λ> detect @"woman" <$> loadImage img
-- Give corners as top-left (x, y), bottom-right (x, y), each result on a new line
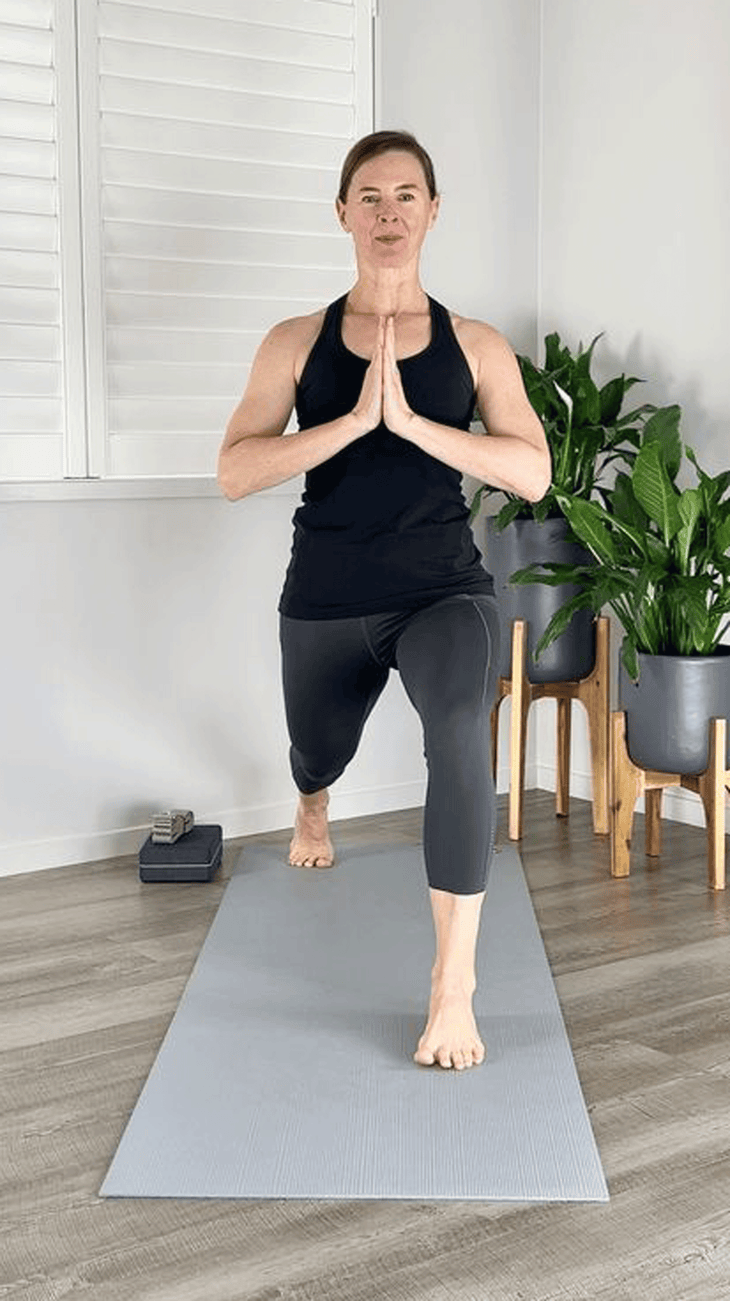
top-left (218, 131), bottom-right (550, 1072)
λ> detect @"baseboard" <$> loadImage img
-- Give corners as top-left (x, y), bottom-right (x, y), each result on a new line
top-left (536, 763), bottom-right (730, 832)
top-left (3, 762), bottom-right (723, 879)
top-left (0, 780), bottom-right (429, 879)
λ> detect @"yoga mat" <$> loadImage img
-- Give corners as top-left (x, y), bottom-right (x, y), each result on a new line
top-left (101, 845), bottom-right (608, 1201)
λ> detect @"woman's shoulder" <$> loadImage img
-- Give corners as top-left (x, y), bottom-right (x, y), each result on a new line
top-left (260, 307), bottom-right (328, 381)
top-left (447, 310), bottom-right (517, 383)
top-left (267, 306), bottom-right (327, 351)
top-left (448, 310), bottom-right (510, 353)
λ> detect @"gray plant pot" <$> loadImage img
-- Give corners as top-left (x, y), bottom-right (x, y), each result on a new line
top-left (619, 648), bottom-right (730, 774)
top-left (485, 517), bottom-right (596, 683)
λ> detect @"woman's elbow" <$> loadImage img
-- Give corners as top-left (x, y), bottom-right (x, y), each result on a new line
top-left (524, 450), bottom-right (552, 503)
top-left (217, 453), bottom-right (245, 502)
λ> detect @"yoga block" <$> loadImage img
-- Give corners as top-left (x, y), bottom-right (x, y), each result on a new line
top-left (139, 824), bottom-right (223, 883)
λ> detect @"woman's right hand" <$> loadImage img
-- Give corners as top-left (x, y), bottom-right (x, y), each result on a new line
top-left (351, 315), bottom-right (385, 433)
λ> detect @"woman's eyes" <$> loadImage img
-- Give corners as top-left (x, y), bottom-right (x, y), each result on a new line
top-left (362, 193), bottom-right (415, 203)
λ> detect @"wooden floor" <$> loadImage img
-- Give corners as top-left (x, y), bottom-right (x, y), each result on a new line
top-left (2, 791), bottom-right (730, 1300)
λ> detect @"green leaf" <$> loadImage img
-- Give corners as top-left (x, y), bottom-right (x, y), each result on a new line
top-left (533, 589), bottom-right (597, 659)
top-left (510, 560), bottom-right (596, 588)
top-left (558, 497), bottom-right (618, 564)
top-left (641, 405), bottom-right (682, 478)
top-left (610, 472), bottom-right (648, 529)
top-left (715, 513), bottom-right (730, 556)
top-left (621, 634), bottom-right (639, 682)
top-left (675, 487), bottom-right (702, 572)
top-left (494, 497), bottom-right (528, 529)
top-left (544, 332), bottom-right (569, 372)
top-left (468, 484), bottom-right (486, 522)
top-left (632, 440), bottom-right (682, 545)
top-left (599, 376), bottom-right (626, 425)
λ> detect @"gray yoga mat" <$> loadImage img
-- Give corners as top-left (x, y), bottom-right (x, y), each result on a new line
top-left (101, 844), bottom-right (608, 1201)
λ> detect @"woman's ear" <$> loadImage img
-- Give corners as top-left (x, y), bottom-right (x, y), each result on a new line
top-left (428, 194), bottom-right (441, 229)
top-left (335, 198), bottom-right (349, 232)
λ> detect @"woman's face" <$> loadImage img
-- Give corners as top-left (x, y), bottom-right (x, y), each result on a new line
top-left (336, 150), bottom-right (440, 269)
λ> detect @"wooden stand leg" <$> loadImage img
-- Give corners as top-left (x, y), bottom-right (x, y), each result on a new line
top-left (509, 620), bottom-right (529, 841)
top-left (584, 616), bottom-right (610, 835)
top-left (490, 697), bottom-right (501, 783)
top-left (610, 711), bottom-right (644, 879)
top-left (556, 697), bottom-right (571, 817)
top-left (645, 788), bottom-right (663, 857)
top-left (697, 718), bottom-right (727, 891)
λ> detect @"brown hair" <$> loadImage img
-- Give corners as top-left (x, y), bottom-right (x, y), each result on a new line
top-left (337, 130), bottom-right (438, 204)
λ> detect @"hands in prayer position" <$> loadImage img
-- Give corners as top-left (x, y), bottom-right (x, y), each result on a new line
top-left (353, 316), bottom-right (415, 437)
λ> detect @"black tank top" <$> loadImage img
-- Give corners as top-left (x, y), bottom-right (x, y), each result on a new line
top-left (278, 292), bottom-right (494, 619)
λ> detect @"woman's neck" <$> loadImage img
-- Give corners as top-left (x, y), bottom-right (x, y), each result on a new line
top-left (345, 267), bottom-right (428, 318)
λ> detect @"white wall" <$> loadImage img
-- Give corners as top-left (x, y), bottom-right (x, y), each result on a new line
top-left (6, 0), bottom-right (726, 875)
top-left (0, 0), bottom-right (538, 875)
top-left (537, 0), bottom-right (730, 828)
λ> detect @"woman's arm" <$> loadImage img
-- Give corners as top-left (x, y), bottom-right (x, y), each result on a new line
top-left (217, 314), bottom-right (382, 501)
top-left (383, 317), bottom-right (552, 502)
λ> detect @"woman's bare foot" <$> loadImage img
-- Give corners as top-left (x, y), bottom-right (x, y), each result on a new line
top-left (288, 789), bottom-right (334, 868)
top-left (413, 976), bottom-right (486, 1070)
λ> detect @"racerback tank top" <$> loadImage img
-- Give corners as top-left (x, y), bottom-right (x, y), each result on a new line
top-left (278, 292), bottom-right (494, 619)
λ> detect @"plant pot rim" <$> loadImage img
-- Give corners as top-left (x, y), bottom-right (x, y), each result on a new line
top-left (625, 645), bottom-right (730, 665)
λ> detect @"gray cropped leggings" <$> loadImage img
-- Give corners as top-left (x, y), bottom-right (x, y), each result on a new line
top-left (279, 592), bottom-right (501, 895)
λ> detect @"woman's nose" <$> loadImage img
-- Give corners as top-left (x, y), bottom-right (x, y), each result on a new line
top-left (377, 206), bottom-right (397, 222)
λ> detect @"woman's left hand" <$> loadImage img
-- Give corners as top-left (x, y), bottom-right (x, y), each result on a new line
top-left (382, 316), bottom-right (415, 437)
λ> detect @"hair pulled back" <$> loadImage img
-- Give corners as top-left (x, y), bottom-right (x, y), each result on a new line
top-left (337, 130), bottom-right (438, 204)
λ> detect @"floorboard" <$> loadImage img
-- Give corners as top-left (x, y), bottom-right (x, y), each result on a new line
top-left (1, 792), bottom-right (729, 1300)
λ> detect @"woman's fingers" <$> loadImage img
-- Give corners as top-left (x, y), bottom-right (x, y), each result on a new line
top-left (382, 316), bottom-right (414, 436)
top-left (352, 316), bottom-right (385, 432)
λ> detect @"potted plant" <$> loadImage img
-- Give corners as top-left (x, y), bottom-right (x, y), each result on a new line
top-left (470, 331), bottom-right (655, 681)
top-left (510, 405), bottom-right (730, 773)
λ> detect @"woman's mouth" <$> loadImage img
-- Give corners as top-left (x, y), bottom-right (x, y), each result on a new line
top-left (375, 235), bottom-right (404, 244)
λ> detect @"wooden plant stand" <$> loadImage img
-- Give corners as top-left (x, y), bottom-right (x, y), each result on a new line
top-left (610, 712), bottom-right (729, 890)
top-left (490, 616), bottom-right (610, 841)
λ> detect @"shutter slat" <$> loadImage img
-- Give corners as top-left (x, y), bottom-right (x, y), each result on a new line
top-left (102, 187), bottom-right (338, 235)
top-left (106, 328), bottom-right (260, 364)
top-left (0, 322), bottom-right (59, 359)
top-left (105, 292), bottom-right (325, 331)
top-left (0, 248), bottom-right (57, 288)
top-left (0, 396), bottom-right (62, 433)
top-left (101, 5), bottom-right (351, 71)
top-left (0, 285), bottom-right (58, 325)
top-left (0, 359), bottom-right (60, 395)
top-left (108, 362), bottom-right (246, 398)
top-left (102, 152), bottom-right (338, 204)
top-left (104, 257), bottom-right (349, 301)
top-left (0, 212), bottom-right (57, 251)
top-left (104, 222), bottom-right (351, 269)
top-left (101, 114), bottom-right (347, 170)
top-left (101, 40), bottom-right (354, 104)
top-left (2, 175), bottom-right (56, 215)
top-left (101, 76), bottom-right (354, 136)
top-left (0, 137), bottom-right (55, 178)
top-left (0, 98), bottom-right (55, 140)
top-left (99, 0), bottom-right (353, 39)
top-left (0, 60), bottom-right (54, 103)
top-left (0, 433), bottom-right (63, 479)
top-left (0, 22), bottom-right (52, 66)
top-left (0, 2), bottom-right (53, 31)
top-left (109, 397), bottom-right (232, 431)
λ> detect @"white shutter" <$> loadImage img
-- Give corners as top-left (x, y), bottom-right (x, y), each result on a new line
top-left (0, 0), bottom-right (85, 480)
top-left (78, 0), bottom-right (373, 480)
